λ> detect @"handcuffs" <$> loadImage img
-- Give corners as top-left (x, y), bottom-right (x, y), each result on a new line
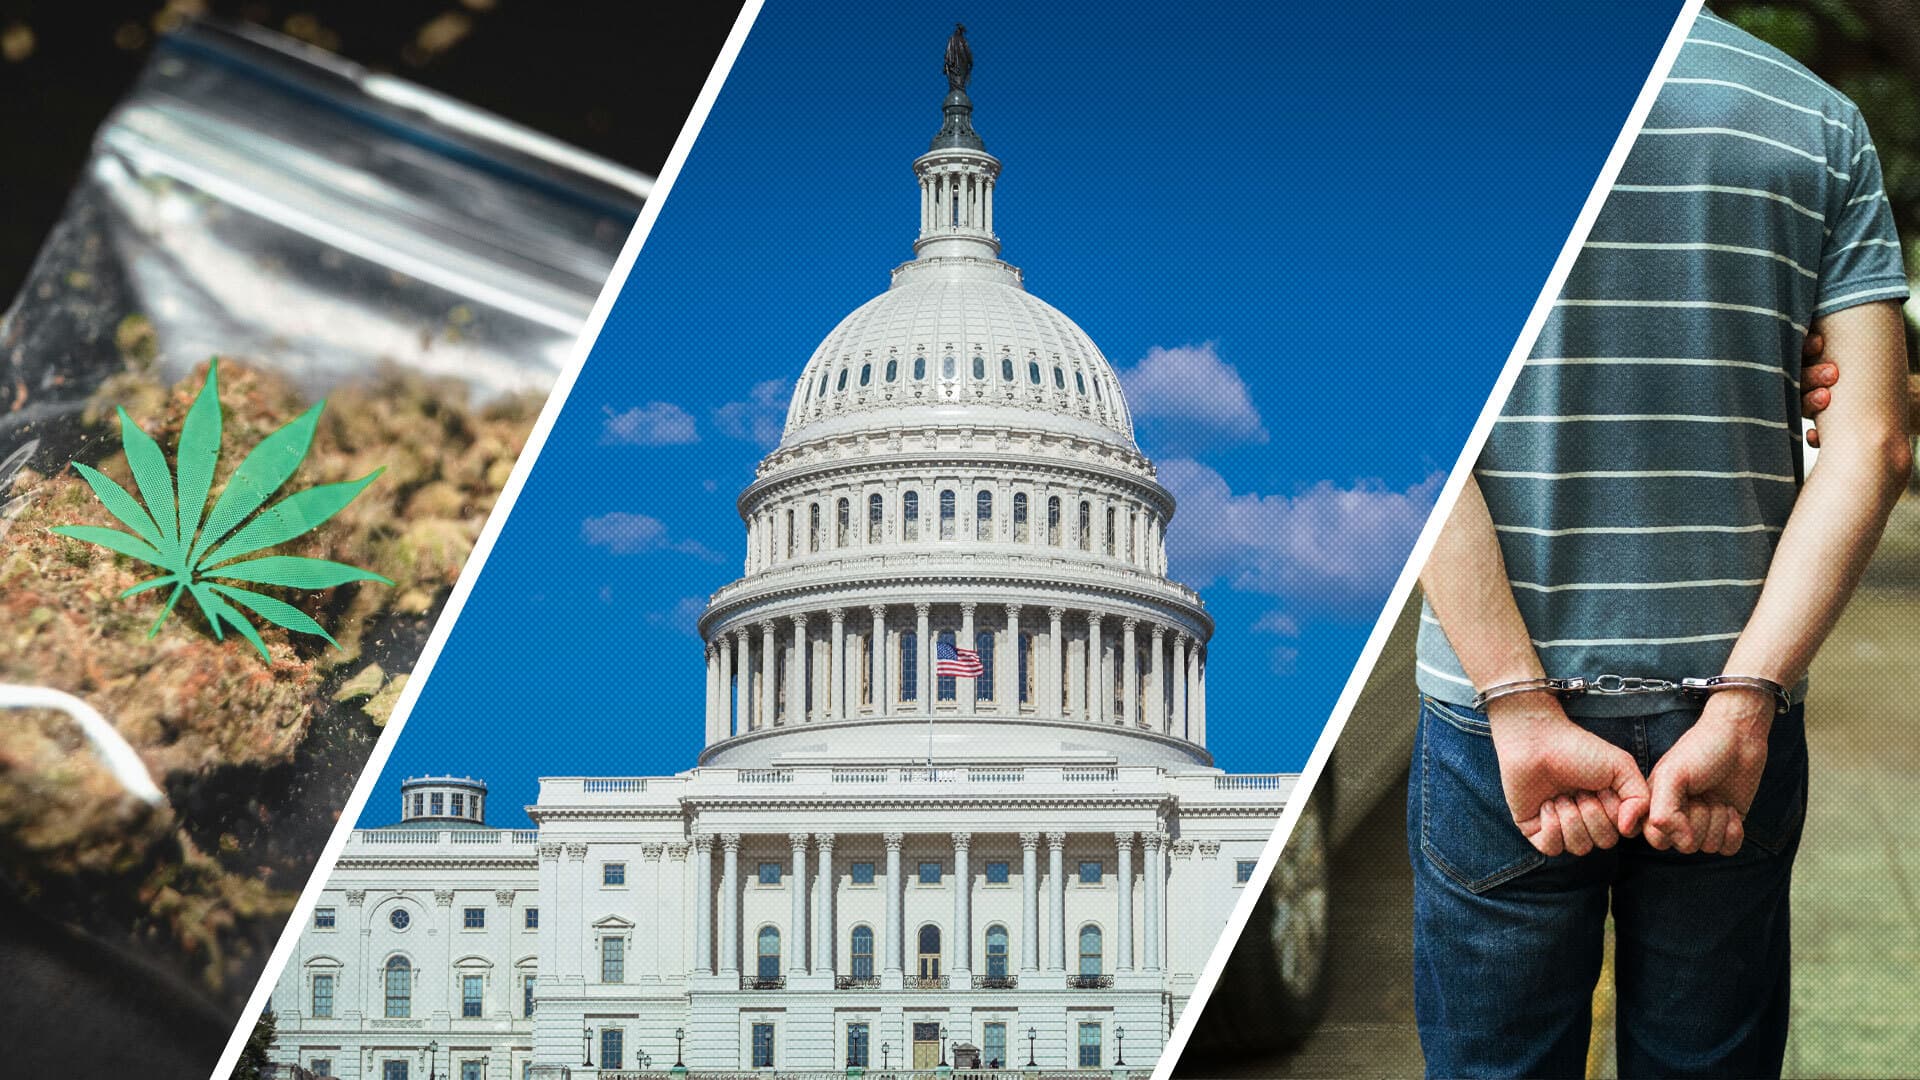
top-left (1470, 673), bottom-right (1793, 715)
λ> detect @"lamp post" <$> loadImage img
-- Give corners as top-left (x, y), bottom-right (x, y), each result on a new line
top-left (481, 1056), bottom-right (490, 1080)
top-left (939, 1025), bottom-right (949, 1068)
top-left (583, 1025), bottom-right (595, 1068)
top-left (637, 1050), bottom-right (652, 1070)
top-left (881, 1042), bottom-right (891, 1070)
top-left (674, 1026), bottom-right (685, 1068)
top-left (427, 1041), bottom-right (439, 1080)
top-left (1114, 1025), bottom-right (1125, 1066)
top-left (1025, 1027), bottom-right (1037, 1068)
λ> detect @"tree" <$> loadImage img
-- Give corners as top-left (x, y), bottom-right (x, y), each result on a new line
top-left (231, 1010), bottom-right (276, 1080)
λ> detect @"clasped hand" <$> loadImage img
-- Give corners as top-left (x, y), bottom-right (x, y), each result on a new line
top-left (1486, 690), bottom-right (1772, 857)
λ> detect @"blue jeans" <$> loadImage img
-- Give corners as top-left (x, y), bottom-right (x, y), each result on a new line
top-left (1408, 696), bottom-right (1808, 1079)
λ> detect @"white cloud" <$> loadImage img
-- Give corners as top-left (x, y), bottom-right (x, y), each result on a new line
top-left (1117, 342), bottom-right (1269, 449)
top-left (1160, 458), bottom-right (1443, 616)
top-left (713, 378), bottom-right (789, 448)
top-left (603, 402), bottom-right (699, 445)
top-left (645, 596), bottom-right (707, 636)
top-left (1252, 610), bottom-right (1301, 638)
top-left (580, 512), bottom-right (722, 562)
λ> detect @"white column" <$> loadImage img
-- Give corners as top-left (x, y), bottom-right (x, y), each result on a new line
top-left (704, 644), bottom-right (718, 742)
top-left (830, 609), bottom-right (848, 721)
top-left (960, 602), bottom-right (977, 716)
top-left (1002, 605), bottom-right (1021, 712)
top-left (1197, 650), bottom-right (1208, 746)
top-left (884, 832), bottom-right (906, 978)
top-left (790, 614), bottom-right (808, 725)
top-left (1115, 833), bottom-right (1135, 972)
top-left (719, 834), bottom-right (741, 975)
top-left (692, 834), bottom-right (714, 974)
top-left (789, 833), bottom-right (810, 975)
top-left (915, 602), bottom-right (933, 714)
top-left (733, 629), bottom-right (749, 733)
top-left (1172, 634), bottom-right (1189, 740)
top-left (1143, 832), bottom-right (1164, 972)
top-left (759, 621), bottom-right (778, 729)
top-left (1148, 625), bottom-right (1166, 732)
top-left (1087, 613), bottom-right (1105, 724)
top-left (1047, 606), bottom-right (1065, 720)
top-left (1019, 832), bottom-right (1041, 974)
top-left (1121, 618), bottom-right (1139, 727)
top-left (815, 833), bottom-right (835, 975)
top-left (870, 605), bottom-right (888, 713)
top-left (952, 832), bottom-right (973, 980)
top-left (1046, 832), bottom-right (1067, 972)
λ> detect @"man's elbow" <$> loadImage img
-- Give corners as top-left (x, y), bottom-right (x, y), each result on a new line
top-left (1818, 423), bottom-right (1913, 503)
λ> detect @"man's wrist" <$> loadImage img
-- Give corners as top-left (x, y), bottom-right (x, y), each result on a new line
top-left (1696, 686), bottom-right (1777, 738)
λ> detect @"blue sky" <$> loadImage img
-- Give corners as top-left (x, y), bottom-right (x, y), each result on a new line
top-left (371, 0), bottom-right (1684, 827)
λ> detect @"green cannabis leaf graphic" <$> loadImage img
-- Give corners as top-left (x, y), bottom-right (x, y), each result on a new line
top-left (50, 360), bottom-right (391, 660)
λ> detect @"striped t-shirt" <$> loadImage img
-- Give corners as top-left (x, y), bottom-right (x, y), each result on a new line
top-left (1418, 10), bottom-right (1910, 716)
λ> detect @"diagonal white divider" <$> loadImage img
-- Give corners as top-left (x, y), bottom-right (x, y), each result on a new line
top-left (205, 3), bottom-right (770, 1076)
top-left (1149, 3), bottom-right (1707, 1076)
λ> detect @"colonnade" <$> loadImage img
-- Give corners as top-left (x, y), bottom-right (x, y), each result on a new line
top-left (703, 603), bottom-right (1207, 744)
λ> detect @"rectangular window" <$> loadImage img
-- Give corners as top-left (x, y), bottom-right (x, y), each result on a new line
top-left (461, 1063), bottom-right (482, 1080)
top-left (976, 631), bottom-right (995, 701)
top-left (313, 907), bottom-right (336, 929)
top-left (1078, 1022), bottom-right (1102, 1068)
top-left (450, 793), bottom-right (464, 817)
top-left (462, 974), bottom-right (483, 1018)
top-left (525, 907), bottom-right (539, 929)
top-left (847, 1022), bottom-right (870, 1068)
top-left (412, 793), bottom-right (424, 817)
top-left (385, 963), bottom-right (411, 1018)
top-left (430, 793), bottom-right (445, 816)
top-left (758, 861), bottom-right (782, 885)
top-left (311, 973), bottom-right (334, 1018)
top-left (936, 630), bottom-right (957, 701)
top-left (463, 907), bottom-right (485, 929)
top-left (603, 862), bottom-right (626, 886)
top-left (851, 861), bottom-right (876, 885)
top-left (752, 1023), bottom-right (776, 1068)
top-left (384, 1062), bottom-right (409, 1080)
top-left (1237, 859), bottom-right (1257, 884)
top-left (900, 632), bottom-right (918, 701)
top-left (983, 1023), bottom-right (1007, 1069)
top-left (312, 1060), bottom-right (333, 1078)
top-left (602, 936), bottom-right (625, 983)
top-left (918, 861), bottom-right (942, 885)
top-left (601, 1029), bottom-right (624, 1071)
top-left (985, 860), bottom-right (1010, 884)
top-left (524, 974), bottom-right (536, 1018)
top-left (1018, 632), bottom-right (1032, 703)
top-left (1079, 860), bottom-right (1103, 885)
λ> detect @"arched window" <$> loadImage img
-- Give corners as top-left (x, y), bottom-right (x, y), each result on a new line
top-left (1001, 357), bottom-right (1015, 382)
top-left (976, 490), bottom-right (993, 541)
top-left (913, 356), bottom-right (927, 381)
top-left (886, 358), bottom-right (898, 382)
top-left (384, 956), bottom-right (412, 1018)
top-left (1018, 632), bottom-right (1033, 703)
top-left (1078, 501), bottom-right (1092, 551)
top-left (868, 493), bottom-right (883, 544)
top-left (937, 630), bottom-right (957, 701)
top-left (1079, 925), bottom-right (1104, 977)
top-left (918, 925), bottom-right (942, 980)
top-left (1053, 366), bottom-right (1066, 390)
top-left (903, 491), bottom-right (920, 541)
top-left (784, 509), bottom-right (794, 560)
top-left (1013, 493), bottom-right (1029, 542)
top-left (757, 926), bottom-right (781, 981)
top-left (816, 374), bottom-right (826, 398)
top-left (976, 631), bottom-right (995, 702)
top-left (810, 504), bottom-right (821, 552)
top-left (1104, 506), bottom-right (1116, 555)
top-left (972, 354), bottom-right (986, 380)
top-left (859, 362), bottom-right (872, 387)
top-left (1092, 378), bottom-right (1104, 403)
top-left (1047, 497), bottom-right (1061, 546)
top-left (837, 498), bottom-right (851, 547)
top-left (939, 490), bottom-right (956, 540)
top-left (836, 368), bottom-right (849, 391)
top-left (985, 925), bottom-right (1010, 979)
top-left (1075, 370), bottom-right (1087, 396)
top-left (850, 925), bottom-right (875, 980)
top-left (1027, 360), bottom-right (1042, 385)
top-left (942, 354), bottom-right (956, 380)
top-left (900, 631), bottom-right (918, 702)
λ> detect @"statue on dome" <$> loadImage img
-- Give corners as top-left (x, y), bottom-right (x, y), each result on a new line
top-left (944, 23), bottom-right (972, 91)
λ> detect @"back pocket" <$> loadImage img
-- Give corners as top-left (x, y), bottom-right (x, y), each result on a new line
top-left (1418, 697), bottom-right (1547, 893)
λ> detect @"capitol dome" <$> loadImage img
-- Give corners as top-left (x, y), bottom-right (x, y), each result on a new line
top-left (697, 55), bottom-right (1212, 771)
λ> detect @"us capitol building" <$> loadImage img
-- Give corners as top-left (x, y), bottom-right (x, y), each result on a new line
top-left (268, 30), bottom-right (1290, 1080)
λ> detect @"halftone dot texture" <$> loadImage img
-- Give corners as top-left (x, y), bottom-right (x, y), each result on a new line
top-left (370, 0), bottom-right (1685, 832)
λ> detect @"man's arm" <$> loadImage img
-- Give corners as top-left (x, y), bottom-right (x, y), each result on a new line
top-left (1421, 478), bottom-right (1649, 856)
top-left (1801, 333), bottom-right (1920, 446)
top-left (1648, 301), bottom-right (1914, 853)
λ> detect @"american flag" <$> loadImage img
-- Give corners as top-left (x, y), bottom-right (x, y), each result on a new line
top-left (936, 640), bottom-right (984, 678)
